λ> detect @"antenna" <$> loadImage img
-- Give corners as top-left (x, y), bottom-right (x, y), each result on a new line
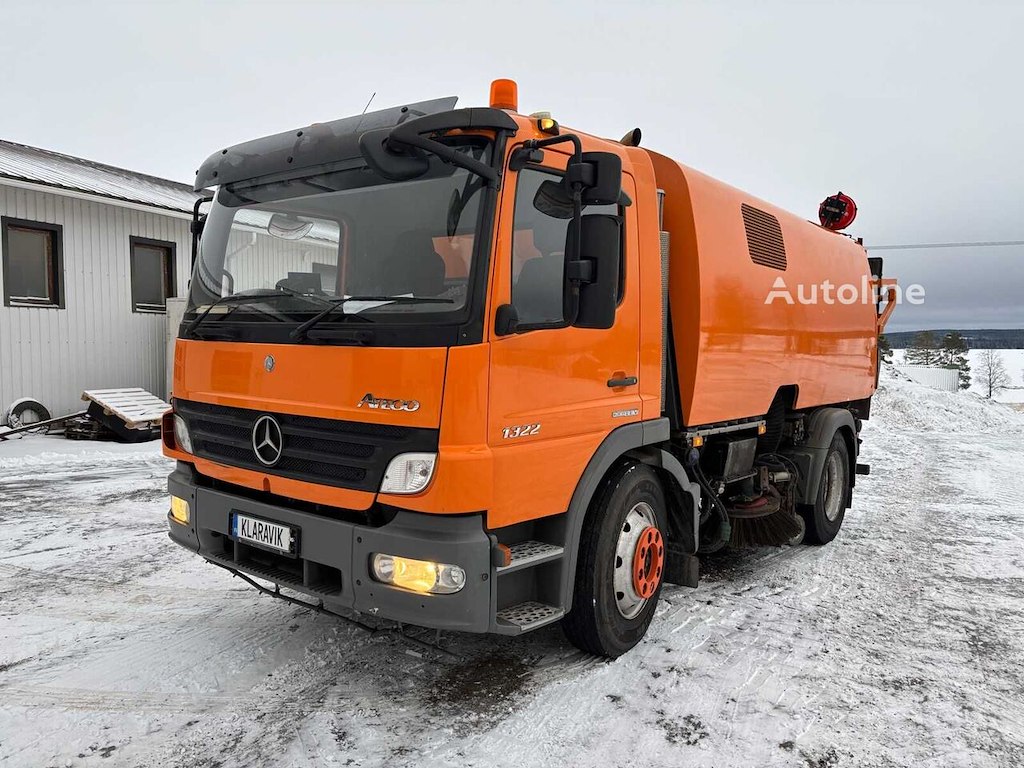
top-left (353, 91), bottom-right (377, 134)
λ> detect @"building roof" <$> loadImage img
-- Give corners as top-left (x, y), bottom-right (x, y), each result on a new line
top-left (0, 139), bottom-right (202, 214)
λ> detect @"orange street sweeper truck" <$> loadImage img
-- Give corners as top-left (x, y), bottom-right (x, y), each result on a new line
top-left (164, 80), bottom-right (895, 657)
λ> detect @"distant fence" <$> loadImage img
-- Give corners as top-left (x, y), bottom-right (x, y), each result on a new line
top-left (896, 365), bottom-right (960, 392)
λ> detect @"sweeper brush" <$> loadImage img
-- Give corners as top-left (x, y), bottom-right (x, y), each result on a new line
top-left (727, 489), bottom-right (805, 548)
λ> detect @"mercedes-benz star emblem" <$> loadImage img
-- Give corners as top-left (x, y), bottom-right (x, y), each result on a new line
top-left (252, 415), bottom-right (283, 467)
top-left (264, 355), bottom-right (275, 372)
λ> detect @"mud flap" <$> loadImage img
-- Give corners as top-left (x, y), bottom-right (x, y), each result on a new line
top-left (663, 541), bottom-right (699, 588)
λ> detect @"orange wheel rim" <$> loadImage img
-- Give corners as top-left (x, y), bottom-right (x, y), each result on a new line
top-left (632, 526), bottom-right (664, 599)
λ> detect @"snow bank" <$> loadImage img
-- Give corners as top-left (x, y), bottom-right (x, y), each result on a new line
top-left (0, 434), bottom-right (164, 471)
top-left (891, 348), bottom-right (1024, 404)
top-left (873, 365), bottom-right (1024, 435)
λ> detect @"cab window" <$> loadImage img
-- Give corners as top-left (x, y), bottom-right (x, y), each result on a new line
top-left (510, 168), bottom-right (621, 326)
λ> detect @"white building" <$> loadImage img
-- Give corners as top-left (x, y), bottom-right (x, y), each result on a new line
top-left (0, 139), bottom-right (202, 419)
top-left (896, 365), bottom-right (960, 392)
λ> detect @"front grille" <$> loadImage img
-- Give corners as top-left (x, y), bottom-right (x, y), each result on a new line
top-left (175, 399), bottom-right (438, 492)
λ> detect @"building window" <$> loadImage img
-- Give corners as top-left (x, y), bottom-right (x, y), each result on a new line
top-left (130, 237), bottom-right (176, 312)
top-left (1, 217), bottom-right (64, 308)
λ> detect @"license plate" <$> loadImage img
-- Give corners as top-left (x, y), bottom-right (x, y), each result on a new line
top-left (231, 513), bottom-right (296, 555)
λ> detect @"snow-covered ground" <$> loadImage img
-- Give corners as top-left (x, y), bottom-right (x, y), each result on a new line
top-left (2, 372), bottom-right (1024, 767)
top-left (893, 348), bottom-right (1024, 404)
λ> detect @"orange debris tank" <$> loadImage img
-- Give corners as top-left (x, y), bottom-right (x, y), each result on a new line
top-left (649, 152), bottom-right (883, 426)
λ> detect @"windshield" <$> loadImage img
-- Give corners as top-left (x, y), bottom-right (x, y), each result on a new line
top-left (186, 140), bottom-right (492, 338)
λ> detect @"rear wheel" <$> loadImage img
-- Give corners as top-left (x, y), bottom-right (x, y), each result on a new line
top-left (562, 462), bottom-right (668, 657)
top-left (801, 432), bottom-right (850, 545)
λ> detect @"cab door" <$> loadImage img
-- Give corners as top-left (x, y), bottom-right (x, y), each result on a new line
top-left (486, 151), bottom-right (642, 529)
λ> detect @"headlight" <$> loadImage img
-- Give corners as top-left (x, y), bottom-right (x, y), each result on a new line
top-left (173, 414), bottom-right (193, 453)
top-left (370, 553), bottom-right (466, 594)
top-left (380, 452), bottom-right (436, 494)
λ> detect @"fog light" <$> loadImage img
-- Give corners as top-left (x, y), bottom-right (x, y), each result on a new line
top-left (170, 495), bottom-right (190, 525)
top-left (173, 415), bottom-right (193, 453)
top-left (370, 553), bottom-right (466, 594)
top-left (380, 453), bottom-right (436, 494)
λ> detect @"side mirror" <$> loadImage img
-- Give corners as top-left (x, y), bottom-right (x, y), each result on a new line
top-left (494, 303), bottom-right (519, 336)
top-left (190, 194), bottom-right (213, 269)
top-left (566, 152), bottom-right (623, 206)
top-left (358, 127), bottom-right (430, 180)
top-left (568, 214), bottom-right (621, 329)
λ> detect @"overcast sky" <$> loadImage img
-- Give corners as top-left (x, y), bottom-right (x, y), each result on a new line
top-left (2, 0), bottom-right (1021, 331)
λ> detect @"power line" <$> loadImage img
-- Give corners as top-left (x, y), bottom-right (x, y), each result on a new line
top-left (867, 240), bottom-right (1024, 251)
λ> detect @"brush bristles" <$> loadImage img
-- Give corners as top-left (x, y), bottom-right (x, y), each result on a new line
top-left (729, 510), bottom-right (803, 549)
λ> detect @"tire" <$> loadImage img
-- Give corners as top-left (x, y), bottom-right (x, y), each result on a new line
top-left (562, 462), bottom-right (668, 657)
top-left (801, 432), bottom-right (850, 545)
top-left (4, 398), bottom-right (51, 433)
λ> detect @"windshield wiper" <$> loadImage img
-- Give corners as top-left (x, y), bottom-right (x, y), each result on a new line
top-left (291, 295), bottom-right (453, 341)
top-left (185, 289), bottom-right (328, 336)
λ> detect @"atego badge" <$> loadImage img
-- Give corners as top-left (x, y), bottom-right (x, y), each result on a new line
top-left (357, 393), bottom-right (420, 412)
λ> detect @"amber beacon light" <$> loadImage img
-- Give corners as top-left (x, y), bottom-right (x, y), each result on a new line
top-left (489, 78), bottom-right (518, 111)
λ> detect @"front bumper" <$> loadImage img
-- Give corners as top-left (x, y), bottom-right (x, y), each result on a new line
top-left (167, 464), bottom-right (494, 633)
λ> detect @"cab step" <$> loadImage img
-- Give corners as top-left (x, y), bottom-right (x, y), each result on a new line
top-left (495, 601), bottom-right (564, 631)
top-left (496, 541), bottom-right (564, 574)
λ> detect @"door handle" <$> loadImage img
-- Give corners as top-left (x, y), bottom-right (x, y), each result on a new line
top-left (607, 376), bottom-right (638, 388)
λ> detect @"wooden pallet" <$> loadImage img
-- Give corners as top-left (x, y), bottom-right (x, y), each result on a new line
top-left (81, 388), bottom-right (170, 430)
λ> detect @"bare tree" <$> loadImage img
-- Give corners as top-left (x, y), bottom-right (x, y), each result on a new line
top-left (974, 349), bottom-right (1010, 399)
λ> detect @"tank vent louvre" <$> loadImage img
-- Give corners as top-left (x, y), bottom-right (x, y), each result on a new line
top-left (741, 204), bottom-right (787, 270)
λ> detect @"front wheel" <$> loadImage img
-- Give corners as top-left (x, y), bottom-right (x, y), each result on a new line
top-left (562, 462), bottom-right (668, 657)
